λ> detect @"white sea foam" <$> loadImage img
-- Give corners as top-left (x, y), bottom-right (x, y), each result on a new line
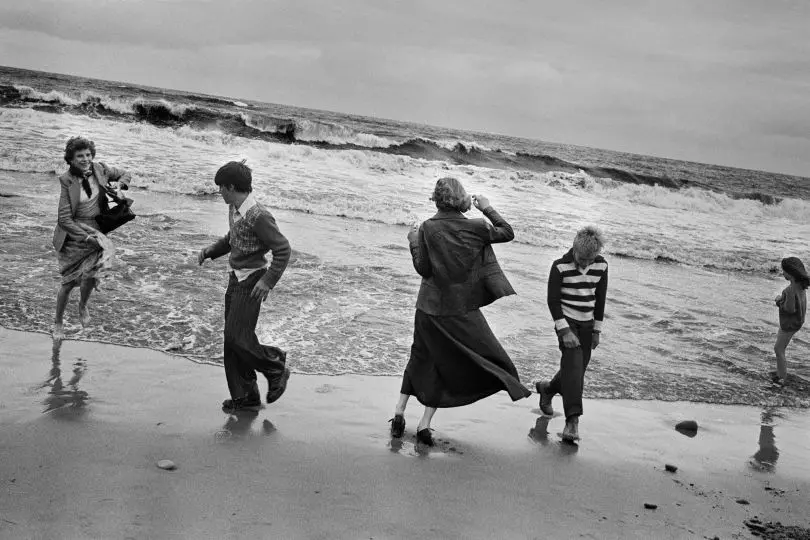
top-left (11, 85), bottom-right (195, 118)
top-left (14, 85), bottom-right (81, 106)
top-left (2, 107), bottom-right (808, 274)
top-left (241, 114), bottom-right (398, 148)
top-left (3, 102), bottom-right (810, 403)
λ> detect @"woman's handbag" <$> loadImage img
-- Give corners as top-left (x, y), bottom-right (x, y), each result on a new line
top-left (95, 185), bottom-right (136, 234)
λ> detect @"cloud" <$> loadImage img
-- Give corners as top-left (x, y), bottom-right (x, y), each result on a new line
top-left (0, 0), bottom-right (809, 175)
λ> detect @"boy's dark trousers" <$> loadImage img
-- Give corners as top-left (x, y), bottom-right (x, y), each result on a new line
top-left (547, 318), bottom-right (594, 420)
top-left (223, 270), bottom-right (286, 400)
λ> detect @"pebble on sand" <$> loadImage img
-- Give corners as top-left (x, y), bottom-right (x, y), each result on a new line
top-left (736, 498), bottom-right (750, 505)
top-left (664, 464), bottom-right (678, 473)
top-left (643, 503), bottom-right (658, 510)
top-left (675, 420), bottom-right (699, 436)
top-left (157, 459), bottom-right (176, 470)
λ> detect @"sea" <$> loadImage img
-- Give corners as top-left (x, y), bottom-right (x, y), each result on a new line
top-left (1, 65), bottom-right (808, 408)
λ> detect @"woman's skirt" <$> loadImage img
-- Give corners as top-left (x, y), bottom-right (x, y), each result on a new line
top-left (400, 309), bottom-right (532, 408)
top-left (57, 231), bottom-right (114, 286)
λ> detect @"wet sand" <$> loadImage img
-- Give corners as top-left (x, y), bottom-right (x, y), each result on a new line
top-left (1, 326), bottom-right (809, 539)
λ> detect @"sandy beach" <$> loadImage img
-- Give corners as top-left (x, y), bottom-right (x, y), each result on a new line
top-left (1, 327), bottom-right (808, 539)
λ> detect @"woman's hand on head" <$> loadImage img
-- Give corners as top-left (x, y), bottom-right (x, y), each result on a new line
top-left (472, 194), bottom-right (490, 211)
top-left (406, 221), bottom-right (420, 243)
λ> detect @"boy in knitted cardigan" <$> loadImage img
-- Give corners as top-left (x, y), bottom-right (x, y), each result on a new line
top-left (198, 161), bottom-right (291, 411)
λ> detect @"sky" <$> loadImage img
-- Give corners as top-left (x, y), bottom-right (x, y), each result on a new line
top-left (0, 0), bottom-right (808, 176)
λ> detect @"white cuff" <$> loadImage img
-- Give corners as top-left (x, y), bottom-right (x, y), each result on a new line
top-left (554, 318), bottom-right (569, 331)
top-left (593, 320), bottom-right (603, 332)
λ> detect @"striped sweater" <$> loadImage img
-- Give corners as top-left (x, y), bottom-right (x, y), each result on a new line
top-left (547, 249), bottom-right (608, 332)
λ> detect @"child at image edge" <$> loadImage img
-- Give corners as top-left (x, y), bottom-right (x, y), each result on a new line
top-left (773, 256), bottom-right (808, 383)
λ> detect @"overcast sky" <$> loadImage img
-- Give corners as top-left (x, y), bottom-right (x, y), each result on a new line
top-left (1, 0), bottom-right (808, 176)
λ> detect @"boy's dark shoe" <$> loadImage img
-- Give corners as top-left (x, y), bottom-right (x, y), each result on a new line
top-left (561, 416), bottom-right (580, 443)
top-left (266, 367), bottom-right (291, 404)
top-left (535, 381), bottom-right (554, 416)
top-left (389, 414), bottom-right (406, 438)
top-left (222, 395), bottom-right (261, 412)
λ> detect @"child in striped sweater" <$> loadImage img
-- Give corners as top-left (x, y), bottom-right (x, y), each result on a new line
top-left (536, 226), bottom-right (608, 442)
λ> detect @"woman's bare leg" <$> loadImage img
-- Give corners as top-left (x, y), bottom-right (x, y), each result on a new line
top-left (54, 283), bottom-right (76, 338)
top-left (417, 406), bottom-right (437, 431)
top-left (78, 278), bottom-right (96, 327)
top-left (394, 393), bottom-right (410, 416)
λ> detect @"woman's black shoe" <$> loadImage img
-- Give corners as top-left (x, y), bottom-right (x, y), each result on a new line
top-left (416, 428), bottom-right (434, 446)
top-left (389, 414), bottom-right (406, 438)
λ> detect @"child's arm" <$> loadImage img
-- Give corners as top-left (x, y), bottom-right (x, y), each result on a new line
top-left (254, 212), bottom-right (291, 289)
top-left (205, 232), bottom-right (231, 260)
top-left (547, 263), bottom-right (568, 333)
top-left (781, 287), bottom-right (797, 314)
top-left (593, 263), bottom-right (608, 333)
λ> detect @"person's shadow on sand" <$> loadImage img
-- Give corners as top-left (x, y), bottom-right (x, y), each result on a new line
top-left (749, 407), bottom-right (781, 472)
top-left (41, 341), bottom-right (89, 415)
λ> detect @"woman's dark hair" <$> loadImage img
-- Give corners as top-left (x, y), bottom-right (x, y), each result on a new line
top-left (781, 257), bottom-right (810, 289)
top-left (63, 137), bottom-right (96, 164)
top-left (430, 177), bottom-right (470, 212)
top-left (214, 160), bottom-right (253, 193)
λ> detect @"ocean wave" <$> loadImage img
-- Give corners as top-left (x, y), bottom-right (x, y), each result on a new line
top-left (0, 81), bottom-right (781, 199)
top-left (291, 118), bottom-right (397, 147)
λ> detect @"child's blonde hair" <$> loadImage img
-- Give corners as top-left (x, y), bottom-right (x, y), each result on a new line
top-left (572, 226), bottom-right (605, 258)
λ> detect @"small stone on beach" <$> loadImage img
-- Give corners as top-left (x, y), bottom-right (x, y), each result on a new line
top-left (643, 503), bottom-right (658, 510)
top-left (157, 459), bottom-right (176, 470)
top-left (736, 498), bottom-right (750, 505)
top-left (665, 464), bottom-right (678, 473)
top-left (675, 420), bottom-right (699, 436)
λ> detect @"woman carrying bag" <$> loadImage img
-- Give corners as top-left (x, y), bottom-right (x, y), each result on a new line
top-left (52, 136), bottom-right (133, 340)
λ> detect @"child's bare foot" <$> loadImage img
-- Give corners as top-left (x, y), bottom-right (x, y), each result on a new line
top-left (53, 323), bottom-right (65, 341)
top-left (79, 305), bottom-right (91, 328)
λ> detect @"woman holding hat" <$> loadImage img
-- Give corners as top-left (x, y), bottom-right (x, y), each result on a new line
top-left (388, 177), bottom-right (531, 446)
top-left (773, 256), bottom-right (809, 383)
top-left (52, 137), bottom-right (131, 340)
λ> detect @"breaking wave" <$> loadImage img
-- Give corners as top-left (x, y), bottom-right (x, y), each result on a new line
top-left (2, 81), bottom-right (795, 202)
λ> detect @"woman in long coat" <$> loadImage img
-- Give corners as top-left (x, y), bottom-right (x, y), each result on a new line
top-left (52, 137), bottom-right (130, 340)
top-left (390, 177), bottom-right (531, 445)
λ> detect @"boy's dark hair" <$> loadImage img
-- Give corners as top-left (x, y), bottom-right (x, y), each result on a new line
top-left (215, 160), bottom-right (252, 193)
top-left (64, 137), bottom-right (96, 164)
top-left (782, 257), bottom-right (810, 289)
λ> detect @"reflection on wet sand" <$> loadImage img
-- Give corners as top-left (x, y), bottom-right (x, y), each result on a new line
top-left (529, 416), bottom-right (552, 446)
top-left (750, 408), bottom-right (781, 472)
top-left (41, 340), bottom-right (89, 415)
top-left (529, 417), bottom-right (579, 455)
top-left (215, 410), bottom-right (274, 441)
